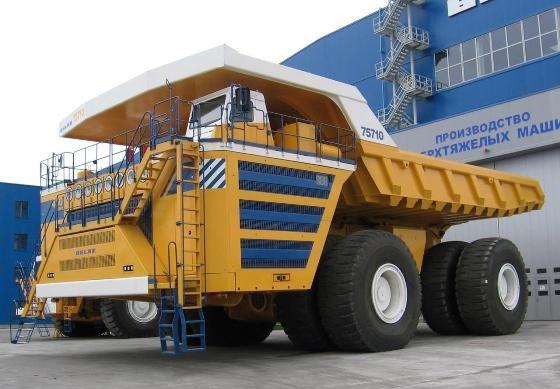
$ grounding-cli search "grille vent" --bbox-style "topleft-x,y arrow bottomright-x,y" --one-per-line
59,254 -> 116,271
59,230 -> 115,250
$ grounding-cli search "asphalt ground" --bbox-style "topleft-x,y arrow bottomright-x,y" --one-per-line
1,321 -> 559,388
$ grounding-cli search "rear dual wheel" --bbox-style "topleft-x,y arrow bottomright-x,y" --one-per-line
421,238 -> 527,336
456,238 -> 527,335
421,241 -> 469,335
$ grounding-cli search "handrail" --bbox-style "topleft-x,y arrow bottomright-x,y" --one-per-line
167,241 -> 178,289
9,300 -> 19,343
46,91 -> 357,239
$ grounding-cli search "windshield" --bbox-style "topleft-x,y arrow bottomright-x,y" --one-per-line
189,95 -> 226,139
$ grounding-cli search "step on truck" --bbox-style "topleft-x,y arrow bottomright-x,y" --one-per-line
13,46 -> 544,353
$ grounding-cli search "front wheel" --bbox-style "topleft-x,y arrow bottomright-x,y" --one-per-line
317,230 -> 421,352
276,235 -> 342,351
100,299 -> 159,338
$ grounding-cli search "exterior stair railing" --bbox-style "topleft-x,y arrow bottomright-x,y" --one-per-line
373,0 -> 432,129
377,71 -> 432,128
375,24 -> 430,80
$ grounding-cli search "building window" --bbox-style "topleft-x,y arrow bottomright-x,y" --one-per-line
435,7 -> 560,91
14,234 -> 28,251
15,200 -> 29,219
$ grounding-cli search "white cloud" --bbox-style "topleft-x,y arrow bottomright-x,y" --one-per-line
0,0 -> 384,185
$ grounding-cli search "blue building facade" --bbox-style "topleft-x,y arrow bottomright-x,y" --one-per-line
284,0 -> 560,134
284,0 -> 560,320
0,183 -> 40,324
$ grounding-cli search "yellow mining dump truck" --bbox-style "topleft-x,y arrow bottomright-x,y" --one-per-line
12,46 -> 544,354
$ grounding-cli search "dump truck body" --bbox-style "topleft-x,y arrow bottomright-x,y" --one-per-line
13,46 -> 543,353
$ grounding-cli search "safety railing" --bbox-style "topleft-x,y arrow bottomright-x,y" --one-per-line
186,101 -> 356,164
398,71 -> 433,96
375,24 -> 430,80
45,88 -> 357,233
378,71 -> 433,127
40,97 -> 188,191
373,0 -> 413,36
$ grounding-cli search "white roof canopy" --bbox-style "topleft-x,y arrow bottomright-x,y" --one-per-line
59,45 -> 394,146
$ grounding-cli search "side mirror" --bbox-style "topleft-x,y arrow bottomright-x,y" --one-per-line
235,87 -> 252,113
231,87 -> 254,123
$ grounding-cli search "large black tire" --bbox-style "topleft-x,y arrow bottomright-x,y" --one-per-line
456,238 -> 528,335
54,319 -> 106,337
276,235 -> 343,351
204,306 -> 275,346
100,299 -> 159,338
421,241 -> 469,335
317,230 -> 421,352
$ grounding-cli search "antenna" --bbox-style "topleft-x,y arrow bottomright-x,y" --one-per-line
165,78 -> 176,136
166,78 -> 173,99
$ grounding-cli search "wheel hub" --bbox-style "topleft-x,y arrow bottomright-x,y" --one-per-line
497,263 -> 520,311
371,263 -> 407,324
126,301 -> 158,323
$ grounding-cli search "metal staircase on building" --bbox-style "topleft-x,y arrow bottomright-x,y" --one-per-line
375,23 -> 430,81
373,0 -> 432,129
158,141 -> 206,355
377,71 -> 433,128
374,0 -> 425,36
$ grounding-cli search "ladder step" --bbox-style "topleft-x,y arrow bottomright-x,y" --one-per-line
186,320 -> 205,324
161,309 -> 175,314
186,334 -> 204,338
185,292 -> 201,296
151,156 -> 168,161
159,324 -> 174,328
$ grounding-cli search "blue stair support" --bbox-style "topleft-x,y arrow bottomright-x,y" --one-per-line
158,292 -> 206,355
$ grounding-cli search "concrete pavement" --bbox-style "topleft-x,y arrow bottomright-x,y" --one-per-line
1,322 -> 559,388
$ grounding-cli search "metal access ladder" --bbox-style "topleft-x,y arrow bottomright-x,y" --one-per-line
11,236 -> 52,344
158,141 -> 206,355
10,300 -> 51,344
